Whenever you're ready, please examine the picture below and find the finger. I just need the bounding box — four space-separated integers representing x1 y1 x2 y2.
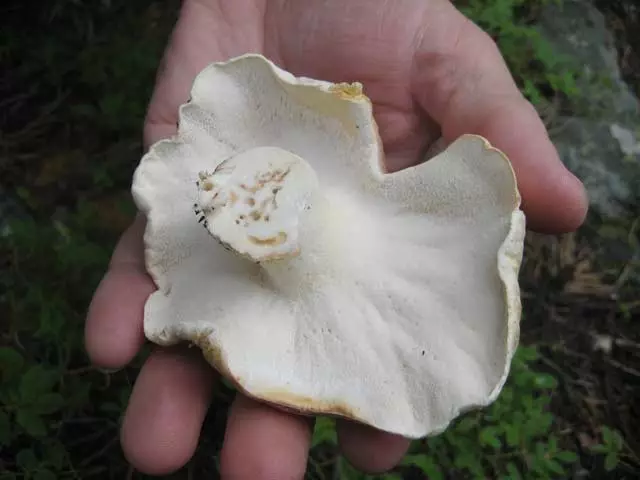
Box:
220 395 313 479
85 215 156 369
144 0 265 147
120 346 216 476
411 3 588 234
337 420 410 474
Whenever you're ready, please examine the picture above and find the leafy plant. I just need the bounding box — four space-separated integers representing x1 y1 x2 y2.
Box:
460 0 580 106
0 209 141 479
308 347 579 479
590 426 625 472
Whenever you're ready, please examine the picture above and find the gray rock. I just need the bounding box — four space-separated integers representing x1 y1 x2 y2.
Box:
551 118 638 218
536 0 638 119
610 123 640 156
535 0 639 218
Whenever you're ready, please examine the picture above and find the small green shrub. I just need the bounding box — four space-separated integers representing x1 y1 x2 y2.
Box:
590 426 625 473
0 209 139 479
308 347 580 479
460 0 580 106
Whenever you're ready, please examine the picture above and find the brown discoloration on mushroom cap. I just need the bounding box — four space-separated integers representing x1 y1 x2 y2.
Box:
188 330 363 423
240 167 291 194
248 231 288 246
258 388 361 420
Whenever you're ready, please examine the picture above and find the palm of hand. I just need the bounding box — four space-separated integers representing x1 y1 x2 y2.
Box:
151 0 454 172
87 0 588 478
268 0 442 172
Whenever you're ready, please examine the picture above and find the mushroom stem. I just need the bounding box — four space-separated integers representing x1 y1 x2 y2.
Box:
195 146 319 263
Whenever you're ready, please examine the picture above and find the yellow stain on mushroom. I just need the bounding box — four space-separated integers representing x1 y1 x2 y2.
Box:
329 82 365 101
189 331 361 422
258 388 362 420
248 231 287 246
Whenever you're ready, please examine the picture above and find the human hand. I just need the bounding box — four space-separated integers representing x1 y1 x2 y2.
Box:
85 0 588 477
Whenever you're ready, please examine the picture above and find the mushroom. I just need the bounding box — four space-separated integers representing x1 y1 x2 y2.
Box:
131 54 526 438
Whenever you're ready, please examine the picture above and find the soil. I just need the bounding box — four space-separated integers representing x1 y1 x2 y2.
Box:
520 228 640 477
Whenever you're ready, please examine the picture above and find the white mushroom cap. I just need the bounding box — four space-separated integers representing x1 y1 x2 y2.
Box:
132 54 526 438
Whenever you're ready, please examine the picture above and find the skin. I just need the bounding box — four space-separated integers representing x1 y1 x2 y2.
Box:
85 0 589 477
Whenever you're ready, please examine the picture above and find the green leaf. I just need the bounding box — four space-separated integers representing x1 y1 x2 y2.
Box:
43 440 67 469
20 365 59 400
455 416 477 433
557 451 578 463
611 429 624 450
505 424 520 447
16 410 47 437
601 426 624 451
545 459 565 475
506 462 523 480
538 413 554 432
0 347 24 378
479 426 502 450
534 373 558 390
33 470 56 480
445 429 475 451
453 451 481 473
34 393 65 415
402 454 443 480
590 444 608 454
0 410 10 445
311 417 337 447
604 452 619 472
523 79 543 105
16 448 38 469
530 456 546 476
336 457 366 479
524 413 552 438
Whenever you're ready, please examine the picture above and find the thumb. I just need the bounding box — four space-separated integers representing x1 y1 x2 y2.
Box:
411 3 588 234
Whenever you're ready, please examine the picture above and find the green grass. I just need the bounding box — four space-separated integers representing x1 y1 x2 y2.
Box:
1 0 638 478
